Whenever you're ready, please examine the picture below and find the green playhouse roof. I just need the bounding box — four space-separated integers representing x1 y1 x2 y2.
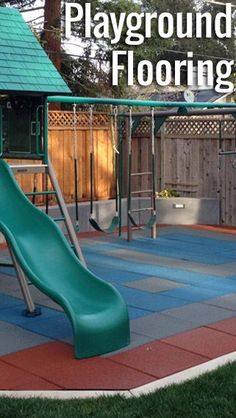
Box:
0 7 71 95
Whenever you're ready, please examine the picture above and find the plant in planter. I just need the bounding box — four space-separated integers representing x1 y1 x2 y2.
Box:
156 189 180 198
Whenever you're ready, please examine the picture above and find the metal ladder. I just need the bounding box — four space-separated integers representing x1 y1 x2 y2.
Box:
5 158 86 316
127 108 157 241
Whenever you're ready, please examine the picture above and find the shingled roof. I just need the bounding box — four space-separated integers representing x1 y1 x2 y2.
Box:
0 7 71 95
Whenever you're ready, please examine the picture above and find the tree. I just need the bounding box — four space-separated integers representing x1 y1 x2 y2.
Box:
1 0 235 96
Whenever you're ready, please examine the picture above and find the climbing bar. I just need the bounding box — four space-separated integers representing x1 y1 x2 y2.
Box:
131 190 153 195
219 150 236 156
25 191 57 197
131 172 152 177
10 164 48 174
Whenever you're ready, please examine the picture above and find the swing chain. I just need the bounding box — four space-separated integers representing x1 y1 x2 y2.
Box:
112 106 120 155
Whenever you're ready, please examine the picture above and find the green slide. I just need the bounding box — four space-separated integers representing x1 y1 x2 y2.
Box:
0 160 130 358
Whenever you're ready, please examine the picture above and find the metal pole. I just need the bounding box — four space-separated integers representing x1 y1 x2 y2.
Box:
47 158 86 267
47 96 236 110
8 246 39 316
127 108 133 241
151 108 157 239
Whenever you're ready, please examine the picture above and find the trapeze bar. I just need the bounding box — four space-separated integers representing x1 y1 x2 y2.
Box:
47 96 236 110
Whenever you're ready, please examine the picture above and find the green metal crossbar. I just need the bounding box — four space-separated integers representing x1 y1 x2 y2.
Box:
47 96 236 109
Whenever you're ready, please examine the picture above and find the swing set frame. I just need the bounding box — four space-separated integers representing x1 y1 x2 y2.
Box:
46 96 236 238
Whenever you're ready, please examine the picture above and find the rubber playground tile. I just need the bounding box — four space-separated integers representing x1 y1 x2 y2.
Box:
0 292 24 310
127 306 153 320
87 253 223 287
104 332 155 357
206 317 236 336
124 277 186 293
2 342 155 390
0 360 45 390
115 285 190 312
162 286 229 303
130 312 197 339
0 266 16 277
198 278 236 293
0 304 72 340
89 264 148 284
163 302 236 327
203 294 236 311
0 321 52 356
110 340 207 379
162 327 236 359
103 236 236 265
0 274 19 295
12 379 62 391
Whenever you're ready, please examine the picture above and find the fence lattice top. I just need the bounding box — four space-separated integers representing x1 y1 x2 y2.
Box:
49 111 110 129
49 111 236 138
165 118 236 138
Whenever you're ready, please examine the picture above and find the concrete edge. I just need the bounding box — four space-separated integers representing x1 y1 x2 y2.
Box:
0 351 236 400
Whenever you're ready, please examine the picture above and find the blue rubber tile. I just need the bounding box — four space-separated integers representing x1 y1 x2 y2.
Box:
198 278 236 293
128 306 153 320
130 312 197 339
87 253 225 287
0 266 16 277
0 304 72 340
89 264 147 284
115 285 190 312
163 286 230 303
0 303 63 327
101 235 236 265
23 315 73 340
0 321 52 356
0 293 24 310
163 233 236 250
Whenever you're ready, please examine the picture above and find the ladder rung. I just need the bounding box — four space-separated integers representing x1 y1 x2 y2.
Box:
25 191 56 197
131 172 152 177
131 190 153 195
10 164 48 174
219 150 236 156
53 217 65 222
130 207 153 213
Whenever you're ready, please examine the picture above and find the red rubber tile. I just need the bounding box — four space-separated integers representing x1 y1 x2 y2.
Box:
2 342 155 390
110 340 207 379
12 378 62 391
162 327 236 359
0 360 42 390
207 317 236 336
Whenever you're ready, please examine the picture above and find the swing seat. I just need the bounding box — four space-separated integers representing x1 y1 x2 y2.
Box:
89 215 119 234
128 213 156 230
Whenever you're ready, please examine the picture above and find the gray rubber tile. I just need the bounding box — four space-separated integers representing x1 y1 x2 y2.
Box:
0 320 52 355
103 332 154 357
130 312 197 339
203 294 236 311
163 302 236 327
124 277 186 293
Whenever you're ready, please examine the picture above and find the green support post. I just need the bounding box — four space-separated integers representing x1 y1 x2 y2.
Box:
0 107 3 157
43 100 49 165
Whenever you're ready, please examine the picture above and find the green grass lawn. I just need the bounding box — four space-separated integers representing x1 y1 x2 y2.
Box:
1 362 236 418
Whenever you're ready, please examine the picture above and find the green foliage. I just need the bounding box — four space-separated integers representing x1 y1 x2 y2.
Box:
1 0 235 97
156 189 180 198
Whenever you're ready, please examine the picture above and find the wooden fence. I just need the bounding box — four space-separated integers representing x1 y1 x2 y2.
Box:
12 111 236 225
